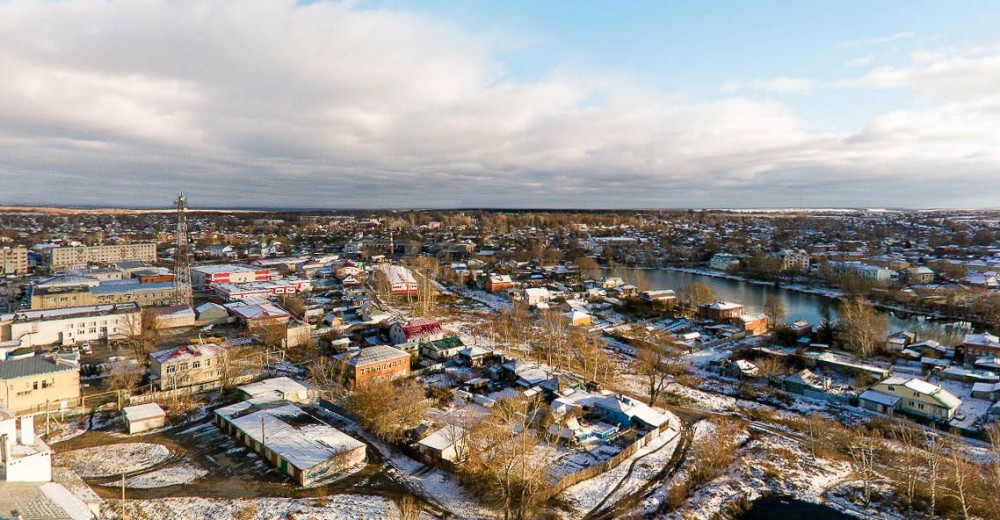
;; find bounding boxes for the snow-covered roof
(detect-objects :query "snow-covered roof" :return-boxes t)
[859,390,901,406]
[238,377,309,399]
[215,398,364,471]
[123,403,165,422]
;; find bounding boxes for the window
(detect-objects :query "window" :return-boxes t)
[166,366,176,374]
[193,361,201,369]
[206,359,211,366]
[180,363,189,371]
[33,381,38,390]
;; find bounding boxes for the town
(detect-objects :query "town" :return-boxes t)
[1,202,999,519]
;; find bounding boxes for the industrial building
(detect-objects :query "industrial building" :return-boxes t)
[214,397,366,486]
[191,265,273,289]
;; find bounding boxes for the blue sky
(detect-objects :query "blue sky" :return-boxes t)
[0,0,998,208]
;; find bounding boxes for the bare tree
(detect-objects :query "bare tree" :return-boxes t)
[839,297,887,357]
[310,356,347,400]
[983,424,1000,519]
[948,437,974,520]
[344,378,429,443]
[889,424,922,515]
[925,432,946,517]
[679,282,714,315]
[460,395,553,520]
[763,295,785,328]
[397,495,421,520]
[634,336,686,406]
[846,427,882,505]
[105,360,143,395]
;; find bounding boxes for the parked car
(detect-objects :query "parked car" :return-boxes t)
[81,342,93,355]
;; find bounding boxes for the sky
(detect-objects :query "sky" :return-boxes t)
[0,0,998,209]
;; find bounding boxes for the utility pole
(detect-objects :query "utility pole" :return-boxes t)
[121,472,126,520]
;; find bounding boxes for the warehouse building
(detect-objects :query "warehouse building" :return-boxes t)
[214,397,366,486]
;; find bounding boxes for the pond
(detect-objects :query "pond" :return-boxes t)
[738,496,853,520]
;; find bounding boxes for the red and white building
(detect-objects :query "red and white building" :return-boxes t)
[389,318,446,345]
[212,279,312,302]
[379,265,418,295]
[192,265,273,289]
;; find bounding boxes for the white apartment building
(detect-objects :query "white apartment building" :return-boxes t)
[0,303,141,348]
[0,247,28,276]
[46,243,157,269]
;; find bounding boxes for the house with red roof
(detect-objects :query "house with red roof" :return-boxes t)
[388,318,446,345]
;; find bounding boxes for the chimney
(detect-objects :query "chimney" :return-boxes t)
[19,416,33,446]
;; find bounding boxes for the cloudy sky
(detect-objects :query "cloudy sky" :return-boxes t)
[1,0,998,209]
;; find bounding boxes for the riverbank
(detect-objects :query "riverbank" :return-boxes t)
[661,266,845,300]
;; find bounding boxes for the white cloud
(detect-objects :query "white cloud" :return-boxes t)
[0,1,996,208]
[837,47,1000,97]
[719,76,818,95]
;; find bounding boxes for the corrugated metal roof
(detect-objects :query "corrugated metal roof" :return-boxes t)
[0,356,75,380]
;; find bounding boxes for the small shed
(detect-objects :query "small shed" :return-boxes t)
[237,377,311,403]
[122,403,166,434]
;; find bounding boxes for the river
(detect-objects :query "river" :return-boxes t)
[606,268,969,343]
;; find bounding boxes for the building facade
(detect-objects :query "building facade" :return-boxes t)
[335,345,410,388]
[0,247,28,276]
[0,303,140,347]
[46,243,157,269]
[0,357,80,414]
[192,265,273,289]
[149,344,223,391]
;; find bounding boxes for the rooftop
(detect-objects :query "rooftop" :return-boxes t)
[0,356,76,380]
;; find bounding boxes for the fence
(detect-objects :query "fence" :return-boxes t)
[127,371,269,405]
[550,421,675,495]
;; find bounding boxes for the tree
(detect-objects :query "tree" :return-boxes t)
[846,426,882,505]
[680,282,714,315]
[838,297,887,357]
[460,396,554,520]
[634,335,686,406]
[105,360,143,395]
[948,437,974,520]
[889,424,922,516]
[925,432,946,517]
[763,295,785,328]
[983,424,1000,519]
[343,378,429,443]
[310,356,348,400]
[574,256,600,279]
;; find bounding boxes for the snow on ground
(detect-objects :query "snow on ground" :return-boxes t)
[560,412,680,517]
[455,288,511,311]
[315,407,494,519]
[41,482,96,520]
[103,495,398,520]
[657,428,852,520]
[99,463,207,489]
[58,442,170,478]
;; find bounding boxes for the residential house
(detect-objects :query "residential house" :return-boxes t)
[148,344,223,391]
[485,274,514,293]
[333,345,411,389]
[0,356,79,414]
[859,377,962,421]
[699,301,744,321]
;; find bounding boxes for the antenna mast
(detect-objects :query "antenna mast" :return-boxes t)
[173,192,193,307]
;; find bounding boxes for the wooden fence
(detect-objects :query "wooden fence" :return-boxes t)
[550,421,676,495]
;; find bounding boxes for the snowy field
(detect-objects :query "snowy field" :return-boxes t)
[99,463,207,489]
[103,494,398,520]
[58,442,171,477]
